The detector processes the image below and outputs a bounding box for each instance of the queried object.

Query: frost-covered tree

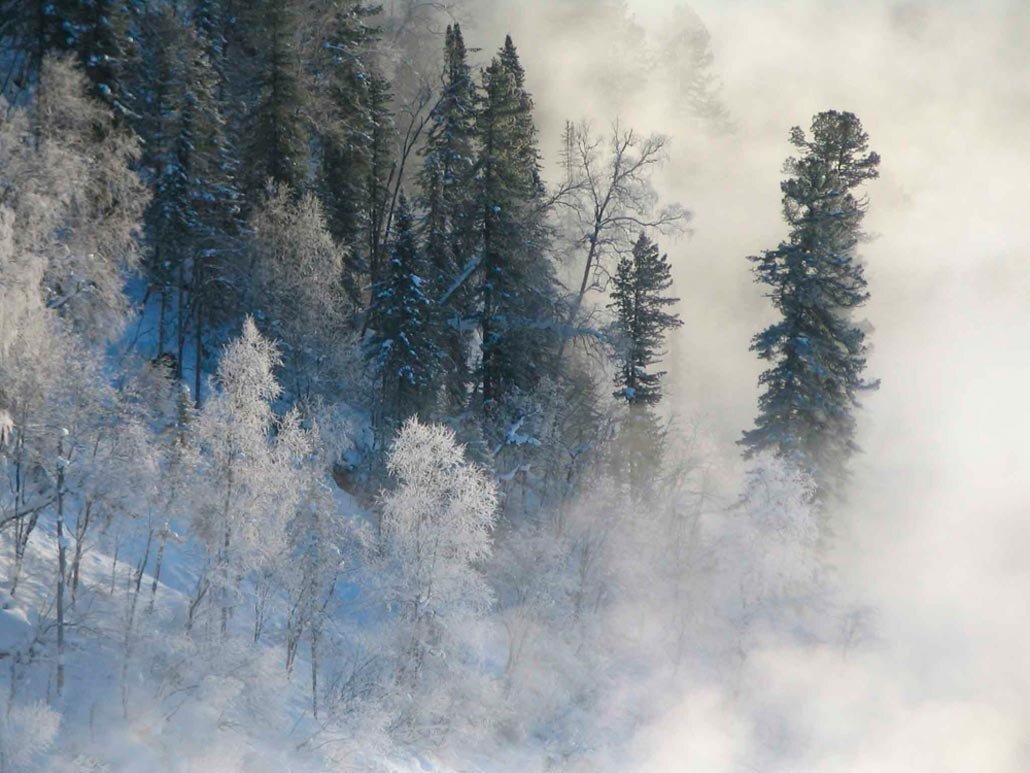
[378,419,496,699]
[0,55,147,342]
[189,318,315,635]
[0,58,145,603]
[740,111,880,498]
[247,185,351,400]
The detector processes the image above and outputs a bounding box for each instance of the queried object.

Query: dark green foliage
[310,3,390,303]
[135,4,241,390]
[239,0,309,197]
[367,194,442,428]
[740,110,880,497]
[417,22,478,410]
[608,233,682,407]
[476,35,561,415]
[0,0,137,108]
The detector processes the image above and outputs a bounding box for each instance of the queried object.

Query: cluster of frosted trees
[0,15,878,764]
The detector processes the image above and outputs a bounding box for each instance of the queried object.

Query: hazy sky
[468,1,1029,768]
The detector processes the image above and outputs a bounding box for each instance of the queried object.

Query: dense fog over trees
[0,1,1026,770]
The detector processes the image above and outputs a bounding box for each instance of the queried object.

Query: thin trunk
[557,227,602,360]
[147,530,167,614]
[186,574,210,634]
[121,529,152,718]
[175,256,187,380]
[310,625,318,718]
[193,262,204,408]
[55,435,66,699]
[109,534,120,595]
[70,500,93,603]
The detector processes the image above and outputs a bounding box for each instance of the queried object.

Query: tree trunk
[55,434,67,699]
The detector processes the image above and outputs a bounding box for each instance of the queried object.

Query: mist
[465,1,1029,768]
[1,1,1025,769]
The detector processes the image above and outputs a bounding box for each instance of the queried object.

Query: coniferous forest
[0,2,1026,771]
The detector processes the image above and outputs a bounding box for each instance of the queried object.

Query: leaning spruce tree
[741,110,880,499]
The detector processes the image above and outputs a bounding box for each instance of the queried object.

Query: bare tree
[557,121,689,357]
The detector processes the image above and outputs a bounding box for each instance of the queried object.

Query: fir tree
[740,110,880,498]
[0,0,136,109]
[417,22,478,410]
[476,35,560,415]
[367,194,441,430]
[136,5,241,390]
[310,3,388,305]
[74,0,137,112]
[608,233,682,407]
[239,0,308,198]
[608,233,681,502]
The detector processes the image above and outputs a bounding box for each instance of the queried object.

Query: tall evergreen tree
[136,4,241,394]
[74,0,137,111]
[364,73,395,290]
[0,0,136,109]
[367,194,441,431]
[239,0,308,198]
[608,233,683,407]
[476,35,560,416]
[310,2,389,305]
[607,233,681,501]
[417,22,478,410]
[740,110,880,497]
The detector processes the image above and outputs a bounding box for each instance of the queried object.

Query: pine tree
[367,194,441,430]
[417,22,478,410]
[740,110,880,497]
[239,0,308,198]
[608,233,682,407]
[476,35,560,415]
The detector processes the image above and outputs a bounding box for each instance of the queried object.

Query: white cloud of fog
[467,1,1030,769]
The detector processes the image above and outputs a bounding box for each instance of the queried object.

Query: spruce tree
[0,0,136,109]
[367,194,441,430]
[417,22,478,410]
[239,0,308,198]
[608,233,682,502]
[136,5,241,391]
[476,35,560,415]
[740,110,880,497]
[608,233,683,407]
[310,3,389,305]
[74,0,137,112]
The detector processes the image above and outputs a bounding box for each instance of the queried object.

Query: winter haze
[0,0,1027,770]
[468,0,1030,768]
